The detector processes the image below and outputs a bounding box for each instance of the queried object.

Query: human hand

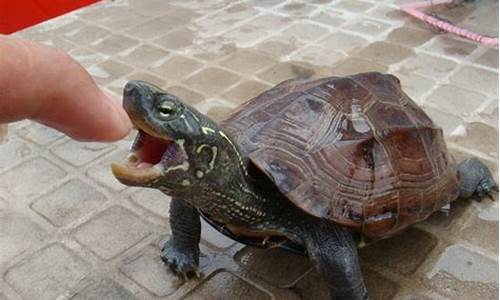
[0,36,132,142]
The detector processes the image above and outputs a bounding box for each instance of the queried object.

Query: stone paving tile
[86,149,129,192]
[359,228,438,276]
[71,278,140,300]
[460,215,499,254]
[100,11,149,31]
[422,35,478,59]
[479,99,500,129]
[154,6,198,29]
[291,45,346,66]
[386,26,436,48]
[62,25,111,45]
[31,179,106,227]
[0,212,47,265]
[421,106,465,136]
[89,34,140,56]
[194,4,259,38]
[124,71,168,90]
[165,85,205,106]
[153,27,195,51]
[280,22,330,42]
[277,1,317,18]
[247,13,294,33]
[475,47,499,69]
[130,188,171,219]
[181,270,272,300]
[245,0,284,8]
[355,41,415,66]
[332,56,389,76]
[68,48,106,68]
[16,123,64,146]
[119,44,170,69]
[342,18,392,37]
[235,247,311,287]
[119,244,184,297]
[424,198,470,228]
[220,50,275,74]
[425,84,486,117]
[257,62,315,84]
[398,53,458,80]
[449,65,499,98]
[223,80,272,106]
[293,266,399,300]
[183,67,241,95]
[311,9,347,27]
[256,36,306,57]
[151,55,204,80]
[0,157,67,198]
[333,0,375,12]
[426,244,498,299]
[74,206,153,260]
[222,25,273,49]
[125,19,177,40]
[392,70,436,102]
[5,244,90,300]
[205,104,235,123]
[318,31,369,54]
[0,137,33,173]
[367,4,408,22]
[449,122,499,158]
[88,59,134,85]
[51,141,116,167]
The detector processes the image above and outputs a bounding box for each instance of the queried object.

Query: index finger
[0,36,132,141]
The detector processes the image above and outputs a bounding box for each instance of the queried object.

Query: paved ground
[1,0,498,299]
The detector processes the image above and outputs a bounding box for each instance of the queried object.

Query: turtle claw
[475,178,498,202]
[161,240,200,281]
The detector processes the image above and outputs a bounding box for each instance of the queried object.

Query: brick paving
[2,0,498,299]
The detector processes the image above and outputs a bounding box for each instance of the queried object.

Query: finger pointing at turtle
[0,36,132,142]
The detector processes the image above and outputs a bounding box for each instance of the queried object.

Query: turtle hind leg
[458,158,498,200]
[300,220,368,300]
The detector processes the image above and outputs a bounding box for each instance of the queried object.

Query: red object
[0,0,101,34]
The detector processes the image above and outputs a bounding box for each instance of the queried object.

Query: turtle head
[111,80,248,200]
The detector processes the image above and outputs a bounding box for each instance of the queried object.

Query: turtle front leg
[161,197,201,279]
[301,220,368,300]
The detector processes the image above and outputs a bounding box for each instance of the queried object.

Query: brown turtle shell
[222,72,460,240]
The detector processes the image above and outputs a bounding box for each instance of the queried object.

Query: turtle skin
[222,72,460,241]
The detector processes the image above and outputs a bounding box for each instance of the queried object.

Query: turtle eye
[158,101,176,118]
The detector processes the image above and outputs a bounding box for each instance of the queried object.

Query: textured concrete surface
[2,0,498,299]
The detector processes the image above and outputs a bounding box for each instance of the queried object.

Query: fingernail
[101,89,133,133]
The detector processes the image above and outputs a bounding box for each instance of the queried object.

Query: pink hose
[400,0,499,46]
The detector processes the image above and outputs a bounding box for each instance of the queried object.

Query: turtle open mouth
[111,129,184,185]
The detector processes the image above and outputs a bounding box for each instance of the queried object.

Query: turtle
[111,72,497,300]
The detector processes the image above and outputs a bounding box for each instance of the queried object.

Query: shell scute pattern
[223,72,459,240]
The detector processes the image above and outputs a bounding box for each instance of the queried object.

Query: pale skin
[0,36,131,141]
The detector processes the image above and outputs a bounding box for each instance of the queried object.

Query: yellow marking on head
[180,115,194,132]
[196,144,218,173]
[190,111,200,122]
[202,127,216,135]
[165,139,190,173]
[196,144,209,153]
[219,131,247,176]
